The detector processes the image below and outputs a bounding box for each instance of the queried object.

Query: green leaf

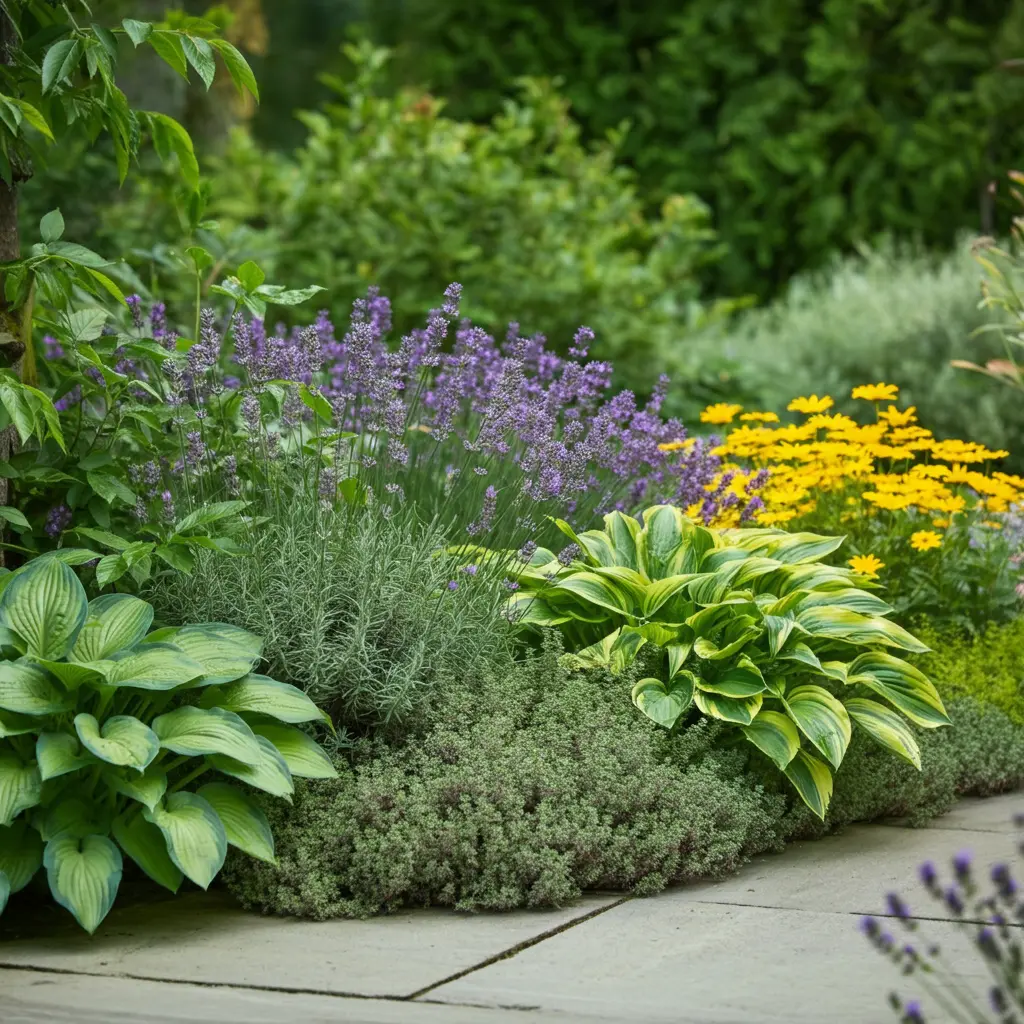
[147,31,188,80]
[763,614,797,658]
[145,111,199,191]
[205,674,330,726]
[845,697,922,770]
[86,470,136,507]
[847,652,949,729]
[601,510,641,570]
[782,686,852,770]
[784,749,834,820]
[122,19,153,46]
[75,714,159,771]
[0,661,70,715]
[111,811,181,893]
[84,268,127,306]
[742,710,801,770]
[0,506,28,530]
[209,735,294,800]
[560,626,645,674]
[197,782,276,863]
[36,798,111,842]
[550,572,636,618]
[0,869,6,913]
[693,628,761,662]
[694,688,763,726]
[0,710,37,737]
[631,671,696,729]
[71,594,154,662]
[210,38,260,101]
[174,500,248,533]
[504,592,571,627]
[151,706,262,764]
[0,380,38,445]
[765,532,845,565]
[22,385,66,452]
[44,834,122,933]
[0,751,41,826]
[180,35,215,89]
[667,641,693,679]
[12,100,53,142]
[637,504,689,579]
[699,656,765,697]
[105,766,167,812]
[641,573,704,618]
[795,606,930,654]
[141,626,256,687]
[37,732,90,781]
[41,39,82,93]
[797,589,893,618]
[144,792,226,889]
[298,383,333,422]
[250,723,337,779]
[105,643,205,691]
[32,658,110,691]
[0,557,87,661]
[236,260,265,292]
[94,554,127,589]
[0,819,43,892]
[40,209,64,243]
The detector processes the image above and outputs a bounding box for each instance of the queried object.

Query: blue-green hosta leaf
[146,621,263,662]
[694,688,763,725]
[250,723,338,779]
[197,782,276,863]
[601,510,642,570]
[144,792,226,890]
[784,748,834,820]
[782,686,852,770]
[31,658,112,690]
[0,752,41,825]
[44,834,122,933]
[210,735,294,800]
[105,766,168,812]
[205,674,330,726]
[505,592,571,628]
[631,671,696,729]
[151,706,262,764]
[0,819,43,892]
[147,626,259,686]
[796,589,894,618]
[847,652,949,729]
[0,660,69,715]
[75,714,159,771]
[34,798,111,842]
[112,811,182,892]
[741,710,801,770]
[105,643,205,691]
[795,607,930,654]
[0,709,42,737]
[550,572,637,618]
[36,732,91,781]
[70,594,154,662]
[0,558,88,660]
[845,697,922,770]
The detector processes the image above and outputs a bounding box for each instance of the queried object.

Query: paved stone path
[3,793,1020,1023]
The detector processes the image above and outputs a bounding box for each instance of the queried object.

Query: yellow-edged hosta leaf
[795,606,930,653]
[638,505,688,579]
[550,572,637,618]
[782,685,851,769]
[74,714,159,771]
[784,748,834,820]
[764,532,845,565]
[845,697,922,769]
[667,641,693,679]
[43,834,122,933]
[631,672,695,729]
[602,510,641,570]
[796,588,893,618]
[847,652,949,728]
[694,688,762,725]
[505,592,572,628]
[742,710,800,770]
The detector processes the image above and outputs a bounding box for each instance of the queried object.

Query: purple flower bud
[558,543,581,566]
[503,577,520,591]
[919,861,937,887]
[447,580,459,592]
[126,294,143,330]
[44,504,71,538]
[953,851,972,880]
[462,564,479,576]
[886,893,911,920]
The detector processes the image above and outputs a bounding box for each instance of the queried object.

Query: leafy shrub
[682,243,1024,460]
[0,556,335,932]
[369,0,1024,296]
[146,495,513,737]
[492,505,945,819]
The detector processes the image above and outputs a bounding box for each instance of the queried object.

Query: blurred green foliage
[366,0,1024,296]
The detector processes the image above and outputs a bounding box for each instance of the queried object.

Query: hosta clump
[499,505,949,819]
[0,557,337,933]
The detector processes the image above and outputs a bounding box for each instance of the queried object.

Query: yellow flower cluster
[666,384,1023,549]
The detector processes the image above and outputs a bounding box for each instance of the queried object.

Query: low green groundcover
[224,640,1024,919]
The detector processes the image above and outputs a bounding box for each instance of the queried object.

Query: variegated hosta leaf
[210,735,294,800]
[698,655,765,698]
[784,748,834,820]
[0,558,88,661]
[560,627,645,674]
[775,642,824,673]
[197,782,277,863]
[847,652,949,728]
[144,792,226,890]
[762,563,860,596]
[105,766,168,811]
[638,620,688,647]
[782,686,851,770]
[35,798,112,842]
[105,643,206,691]
[638,505,697,579]
[43,833,122,933]
[0,660,70,716]
[742,710,800,770]
[149,625,261,686]
[204,674,331,726]
[631,672,696,729]
[693,627,761,662]
[112,811,182,892]
[549,518,592,563]
[762,614,797,658]
[505,592,571,628]
[549,572,637,619]
[602,510,642,570]
[31,658,112,691]
[694,688,763,726]
[0,819,43,892]
[845,697,922,770]
[575,529,617,568]
[250,723,338,779]
[36,732,91,781]
[795,589,893,618]
[795,606,930,654]
[761,532,845,565]
[74,714,160,772]
[667,641,693,679]
[69,594,154,662]
[587,566,648,606]
[0,751,41,826]
[151,706,263,764]
[641,574,703,618]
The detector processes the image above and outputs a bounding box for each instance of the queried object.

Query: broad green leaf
[631,672,696,729]
[144,792,226,890]
[763,614,796,658]
[550,572,636,618]
[587,565,648,605]
[797,589,893,618]
[250,723,338,779]
[12,99,53,142]
[845,698,922,770]
[105,766,167,812]
[847,652,949,729]
[602,510,641,570]
[699,656,765,697]
[44,834,122,933]
[210,37,260,101]
[765,532,845,565]
[180,34,215,89]
[86,470,136,506]
[575,528,616,566]
[0,869,6,913]
[560,627,644,674]
[35,798,111,842]
[638,505,688,579]
[777,642,823,673]
[174,501,249,533]
[210,735,294,800]
[42,39,82,93]
[795,606,930,653]
[0,819,43,892]
[504,592,571,628]
[782,686,851,770]
[146,111,199,191]
[148,30,188,79]
[75,714,159,771]
[0,710,36,737]
[693,627,761,662]
[639,621,689,647]
[642,573,705,618]
[252,284,326,307]
[0,505,28,529]
[122,18,153,45]
[71,594,154,661]
[112,811,181,893]
[667,641,693,679]
[1,558,88,660]
[105,642,205,691]
[741,710,801,770]
[694,688,763,725]
[94,553,128,588]
[36,732,90,781]
[197,782,276,863]
[298,383,333,422]
[206,674,330,726]
[32,658,111,691]
[151,706,262,765]
[40,209,64,243]
[784,749,834,820]
[0,660,69,715]
[149,626,258,686]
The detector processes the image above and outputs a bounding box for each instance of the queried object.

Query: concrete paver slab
[920,792,1023,833]
[0,890,622,999]
[426,898,992,1024]
[2,968,616,1024]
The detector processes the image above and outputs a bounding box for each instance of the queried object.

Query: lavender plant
[862,814,1024,1023]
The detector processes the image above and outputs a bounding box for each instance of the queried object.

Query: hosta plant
[0,556,337,933]
[497,505,948,819]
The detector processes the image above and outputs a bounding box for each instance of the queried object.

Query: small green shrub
[492,506,946,819]
[0,556,335,933]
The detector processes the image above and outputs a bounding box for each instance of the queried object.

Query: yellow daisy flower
[700,402,743,425]
[852,382,900,402]
[739,411,780,423]
[848,554,884,577]
[787,394,834,415]
[878,405,917,427]
[910,530,943,552]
